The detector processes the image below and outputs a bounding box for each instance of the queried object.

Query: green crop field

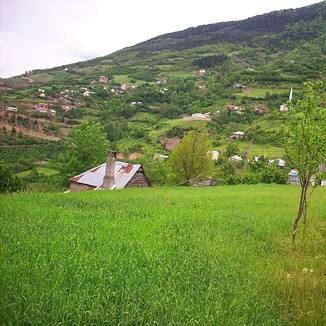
[16,166,59,178]
[235,88,290,98]
[1,185,325,325]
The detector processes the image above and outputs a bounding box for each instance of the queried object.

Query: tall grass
[1,185,325,325]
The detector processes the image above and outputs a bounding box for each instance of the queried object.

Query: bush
[0,166,25,193]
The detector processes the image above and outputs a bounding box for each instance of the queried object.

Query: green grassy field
[235,88,289,98]
[15,166,59,178]
[1,185,325,325]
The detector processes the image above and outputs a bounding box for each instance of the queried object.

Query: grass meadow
[1,185,325,325]
[234,88,290,98]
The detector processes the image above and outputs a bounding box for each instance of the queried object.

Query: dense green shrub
[0,166,25,193]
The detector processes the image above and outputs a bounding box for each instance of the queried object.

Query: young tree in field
[168,130,213,185]
[282,80,326,243]
[58,120,110,180]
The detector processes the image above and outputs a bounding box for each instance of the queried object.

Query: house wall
[125,169,150,188]
[70,182,95,192]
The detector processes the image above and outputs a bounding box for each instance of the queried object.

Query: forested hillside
[0,1,325,190]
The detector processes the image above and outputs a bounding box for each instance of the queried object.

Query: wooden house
[69,152,150,192]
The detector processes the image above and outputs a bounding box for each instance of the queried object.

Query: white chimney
[102,151,117,189]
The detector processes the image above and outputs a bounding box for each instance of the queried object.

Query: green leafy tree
[225,142,240,157]
[58,120,110,181]
[0,166,25,193]
[168,130,213,186]
[141,155,173,186]
[282,80,326,243]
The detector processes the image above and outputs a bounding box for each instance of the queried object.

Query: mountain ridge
[114,1,326,54]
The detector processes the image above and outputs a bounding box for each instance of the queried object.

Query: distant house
[225,104,245,114]
[288,162,326,186]
[37,103,48,110]
[99,76,108,84]
[69,152,150,192]
[233,84,248,90]
[288,169,300,185]
[254,105,268,114]
[319,162,326,186]
[229,131,245,141]
[199,69,206,75]
[192,113,210,119]
[61,105,72,112]
[35,103,48,113]
[232,131,245,139]
[6,106,17,112]
[280,104,289,112]
[209,150,220,161]
[35,103,56,116]
[183,112,211,121]
[156,79,168,84]
[269,158,286,168]
[229,155,243,162]
[121,83,129,91]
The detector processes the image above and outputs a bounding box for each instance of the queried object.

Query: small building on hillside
[35,103,56,116]
[6,106,18,112]
[99,76,108,84]
[229,155,243,162]
[269,158,286,168]
[69,152,150,192]
[208,150,220,161]
[288,169,300,185]
[229,131,245,140]
[121,83,129,91]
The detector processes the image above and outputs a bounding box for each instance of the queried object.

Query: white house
[233,131,245,138]
[210,150,220,161]
[269,158,286,167]
[6,106,17,112]
[229,155,243,162]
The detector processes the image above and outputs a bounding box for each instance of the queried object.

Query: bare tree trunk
[292,180,308,244]
[241,139,253,184]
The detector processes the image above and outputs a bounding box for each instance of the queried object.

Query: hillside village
[0,1,326,190]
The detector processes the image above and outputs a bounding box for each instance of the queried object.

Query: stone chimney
[102,151,117,189]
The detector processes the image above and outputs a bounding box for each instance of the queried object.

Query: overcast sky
[0,0,321,78]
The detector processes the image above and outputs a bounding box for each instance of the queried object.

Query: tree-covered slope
[117,1,326,53]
